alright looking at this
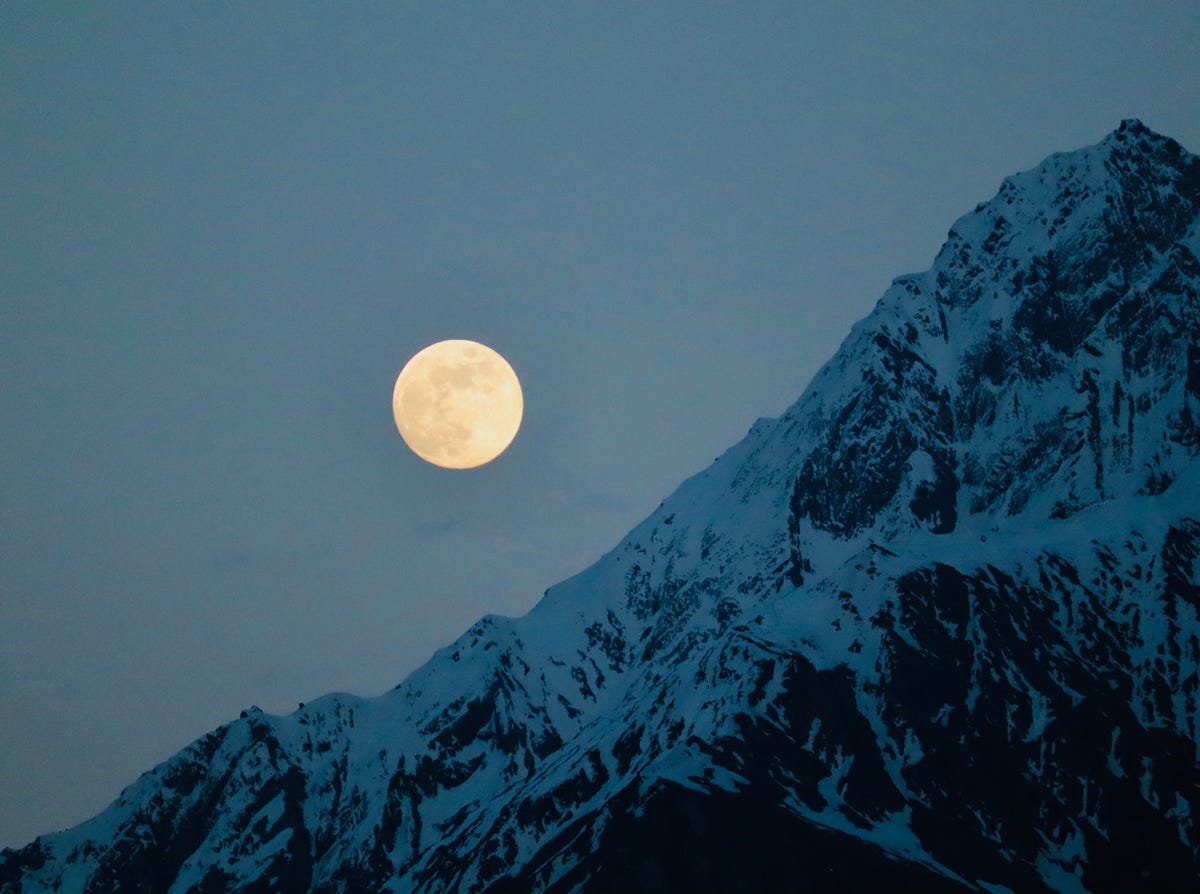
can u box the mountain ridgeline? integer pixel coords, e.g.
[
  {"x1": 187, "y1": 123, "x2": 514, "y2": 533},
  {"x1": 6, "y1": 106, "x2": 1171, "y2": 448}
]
[{"x1": 4, "y1": 120, "x2": 1199, "y2": 893}]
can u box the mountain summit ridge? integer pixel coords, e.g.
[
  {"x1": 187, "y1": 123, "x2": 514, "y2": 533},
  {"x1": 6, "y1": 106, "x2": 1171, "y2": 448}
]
[{"x1": 4, "y1": 121, "x2": 1199, "y2": 893}]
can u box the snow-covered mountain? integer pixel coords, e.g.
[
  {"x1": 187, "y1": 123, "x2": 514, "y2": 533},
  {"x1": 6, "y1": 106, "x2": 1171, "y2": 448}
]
[{"x1": 4, "y1": 119, "x2": 1198, "y2": 893}]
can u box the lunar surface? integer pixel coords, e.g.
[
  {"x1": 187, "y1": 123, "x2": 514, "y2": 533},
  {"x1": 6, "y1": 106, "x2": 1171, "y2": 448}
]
[{"x1": 392, "y1": 340, "x2": 523, "y2": 469}]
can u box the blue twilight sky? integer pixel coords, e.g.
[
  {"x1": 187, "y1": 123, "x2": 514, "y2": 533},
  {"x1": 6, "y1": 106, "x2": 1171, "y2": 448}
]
[{"x1": 2, "y1": 1, "x2": 1198, "y2": 848}]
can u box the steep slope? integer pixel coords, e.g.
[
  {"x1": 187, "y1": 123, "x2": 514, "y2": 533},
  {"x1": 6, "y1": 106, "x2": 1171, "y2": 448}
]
[{"x1": 3, "y1": 119, "x2": 1198, "y2": 894}]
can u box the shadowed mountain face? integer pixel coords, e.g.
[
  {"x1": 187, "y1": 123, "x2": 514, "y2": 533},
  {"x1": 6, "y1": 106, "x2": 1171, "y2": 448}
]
[{"x1": 4, "y1": 119, "x2": 1199, "y2": 894}]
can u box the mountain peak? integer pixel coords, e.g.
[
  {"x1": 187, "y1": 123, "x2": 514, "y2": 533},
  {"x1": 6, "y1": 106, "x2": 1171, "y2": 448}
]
[
  {"x1": 1101, "y1": 117, "x2": 1197, "y2": 172},
  {"x1": 1113, "y1": 116, "x2": 1153, "y2": 138},
  {"x1": 1106, "y1": 116, "x2": 1189, "y2": 153}
]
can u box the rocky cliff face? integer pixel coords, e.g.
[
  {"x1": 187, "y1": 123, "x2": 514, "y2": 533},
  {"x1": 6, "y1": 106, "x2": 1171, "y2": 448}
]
[{"x1": 4, "y1": 119, "x2": 1198, "y2": 894}]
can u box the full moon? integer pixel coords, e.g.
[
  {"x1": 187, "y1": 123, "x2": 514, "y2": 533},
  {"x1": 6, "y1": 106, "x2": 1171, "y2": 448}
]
[{"x1": 392, "y1": 340, "x2": 524, "y2": 469}]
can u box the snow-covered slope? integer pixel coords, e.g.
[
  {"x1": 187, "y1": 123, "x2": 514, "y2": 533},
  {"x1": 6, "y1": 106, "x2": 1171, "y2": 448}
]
[{"x1": 3, "y1": 119, "x2": 1198, "y2": 894}]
